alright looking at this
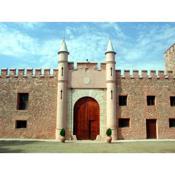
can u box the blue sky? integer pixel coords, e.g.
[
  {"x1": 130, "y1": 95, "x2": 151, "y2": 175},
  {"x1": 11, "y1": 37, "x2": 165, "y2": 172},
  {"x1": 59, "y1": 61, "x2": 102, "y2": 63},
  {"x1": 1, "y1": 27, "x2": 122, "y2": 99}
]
[{"x1": 0, "y1": 22, "x2": 175, "y2": 71}]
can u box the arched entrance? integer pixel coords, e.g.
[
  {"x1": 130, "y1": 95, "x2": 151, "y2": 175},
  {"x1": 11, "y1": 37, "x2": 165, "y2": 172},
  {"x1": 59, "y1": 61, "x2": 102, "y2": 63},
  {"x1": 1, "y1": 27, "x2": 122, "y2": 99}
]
[{"x1": 73, "y1": 97, "x2": 100, "y2": 140}]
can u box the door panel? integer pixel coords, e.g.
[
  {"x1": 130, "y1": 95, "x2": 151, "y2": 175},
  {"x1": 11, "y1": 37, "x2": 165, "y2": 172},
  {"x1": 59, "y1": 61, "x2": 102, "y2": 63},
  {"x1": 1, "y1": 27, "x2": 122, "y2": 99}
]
[
  {"x1": 74, "y1": 97, "x2": 99, "y2": 140},
  {"x1": 146, "y1": 119, "x2": 157, "y2": 139}
]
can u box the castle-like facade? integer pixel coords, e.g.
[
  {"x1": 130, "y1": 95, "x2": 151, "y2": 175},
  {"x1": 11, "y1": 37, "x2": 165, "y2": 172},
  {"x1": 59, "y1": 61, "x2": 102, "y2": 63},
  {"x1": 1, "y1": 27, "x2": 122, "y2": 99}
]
[{"x1": 0, "y1": 40, "x2": 175, "y2": 141}]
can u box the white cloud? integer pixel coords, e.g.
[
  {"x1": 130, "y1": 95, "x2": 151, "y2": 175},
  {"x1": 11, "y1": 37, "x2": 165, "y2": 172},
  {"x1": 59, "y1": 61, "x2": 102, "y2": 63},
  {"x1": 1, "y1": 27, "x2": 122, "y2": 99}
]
[
  {"x1": 67, "y1": 33, "x2": 108, "y2": 62},
  {"x1": 62, "y1": 23, "x2": 129, "y2": 64},
  {"x1": 0, "y1": 23, "x2": 124, "y2": 68},
  {"x1": 17, "y1": 22, "x2": 43, "y2": 30},
  {"x1": 0, "y1": 23, "x2": 59, "y2": 68},
  {"x1": 117, "y1": 24, "x2": 175, "y2": 70},
  {"x1": 0, "y1": 23, "x2": 174, "y2": 70},
  {"x1": 0, "y1": 24, "x2": 39, "y2": 58},
  {"x1": 99, "y1": 22, "x2": 127, "y2": 39}
]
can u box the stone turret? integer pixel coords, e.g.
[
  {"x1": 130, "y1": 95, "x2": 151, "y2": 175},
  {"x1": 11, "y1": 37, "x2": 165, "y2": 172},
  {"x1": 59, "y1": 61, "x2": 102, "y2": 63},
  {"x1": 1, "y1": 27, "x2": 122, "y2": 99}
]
[
  {"x1": 105, "y1": 40, "x2": 117, "y2": 140},
  {"x1": 165, "y1": 43, "x2": 175, "y2": 73},
  {"x1": 56, "y1": 39, "x2": 69, "y2": 140}
]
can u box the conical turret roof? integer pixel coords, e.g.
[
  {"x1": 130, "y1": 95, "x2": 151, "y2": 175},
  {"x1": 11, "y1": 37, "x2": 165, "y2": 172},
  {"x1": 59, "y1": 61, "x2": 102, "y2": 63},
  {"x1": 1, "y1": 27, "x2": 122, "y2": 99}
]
[
  {"x1": 105, "y1": 40, "x2": 116, "y2": 54},
  {"x1": 58, "y1": 39, "x2": 69, "y2": 54}
]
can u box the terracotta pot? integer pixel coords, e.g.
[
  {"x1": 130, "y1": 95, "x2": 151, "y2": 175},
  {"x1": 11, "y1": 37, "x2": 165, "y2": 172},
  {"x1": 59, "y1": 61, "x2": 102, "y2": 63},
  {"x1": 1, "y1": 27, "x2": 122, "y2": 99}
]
[
  {"x1": 60, "y1": 136, "x2": 66, "y2": 143},
  {"x1": 106, "y1": 136, "x2": 112, "y2": 143}
]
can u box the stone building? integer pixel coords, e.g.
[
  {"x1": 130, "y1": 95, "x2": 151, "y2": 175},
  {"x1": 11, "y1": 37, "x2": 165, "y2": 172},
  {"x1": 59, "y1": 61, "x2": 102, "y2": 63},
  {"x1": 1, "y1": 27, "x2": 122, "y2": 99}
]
[{"x1": 0, "y1": 40, "x2": 175, "y2": 141}]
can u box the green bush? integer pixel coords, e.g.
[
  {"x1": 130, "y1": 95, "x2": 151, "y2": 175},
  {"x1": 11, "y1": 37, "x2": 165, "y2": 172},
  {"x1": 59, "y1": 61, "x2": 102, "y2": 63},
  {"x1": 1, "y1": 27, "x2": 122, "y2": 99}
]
[
  {"x1": 106, "y1": 128, "x2": 112, "y2": 136},
  {"x1": 60, "y1": 128, "x2": 65, "y2": 137}
]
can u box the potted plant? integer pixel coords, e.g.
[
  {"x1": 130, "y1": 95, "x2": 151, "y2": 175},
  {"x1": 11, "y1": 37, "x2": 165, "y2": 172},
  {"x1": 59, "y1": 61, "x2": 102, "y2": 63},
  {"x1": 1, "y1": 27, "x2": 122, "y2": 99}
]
[
  {"x1": 60, "y1": 128, "x2": 66, "y2": 143},
  {"x1": 106, "y1": 128, "x2": 112, "y2": 143}
]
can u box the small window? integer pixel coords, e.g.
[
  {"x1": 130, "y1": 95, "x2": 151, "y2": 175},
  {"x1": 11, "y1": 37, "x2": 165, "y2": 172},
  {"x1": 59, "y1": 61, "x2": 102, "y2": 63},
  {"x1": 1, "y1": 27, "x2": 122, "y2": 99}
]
[
  {"x1": 169, "y1": 119, "x2": 175, "y2": 128},
  {"x1": 15, "y1": 120, "x2": 27, "y2": 128},
  {"x1": 170, "y1": 96, "x2": 175, "y2": 106},
  {"x1": 60, "y1": 90, "x2": 63, "y2": 99},
  {"x1": 61, "y1": 67, "x2": 64, "y2": 76},
  {"x1": 119, "y1": 118, "x2": 130, "y2": 128},
  {"x1": 111, "y1": 90, "x2": 113, "y2": 99},
  {"x1": 147, "y1": 96, "x2": 155, "y2": 106},
  {"x1": 17, "y1": 93, "x2": 29, "y2": 110},
  {"x1": 110, "y1": 67, "x2": 112, "y2": 76},
  {"x1": 119, "y1": 95, "x2": 127, "y2": 106}
]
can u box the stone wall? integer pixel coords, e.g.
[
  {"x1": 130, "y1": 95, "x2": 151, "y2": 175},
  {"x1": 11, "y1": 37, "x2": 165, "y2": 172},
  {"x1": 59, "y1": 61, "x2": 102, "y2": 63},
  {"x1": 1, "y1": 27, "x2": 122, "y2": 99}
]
[
  {"x1": 0, "y1": 71, "x2": 57, "y2": 139},
  {"x1": 165, "y1": 43, "x2": 175, "y2": 73},
  {"x1": 0, "y1": 66, "x2": 175, "y2": 140},
  {"x1": 116, "y1": 77, "x2": 175, "y2": 139}
]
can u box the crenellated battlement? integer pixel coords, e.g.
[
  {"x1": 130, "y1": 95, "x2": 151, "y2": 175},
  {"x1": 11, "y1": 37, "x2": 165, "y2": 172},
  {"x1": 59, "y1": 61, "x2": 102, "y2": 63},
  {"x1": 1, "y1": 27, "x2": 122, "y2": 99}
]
[
  {"x1": 116, "y1": 70, "x2": 175, "y2": 80},
  {"x1": 0, "y1": 68, "x2": 58, "y2": 78},
  {"x1": 1, "y1": 67, "x2": 175, "y2": 80},
  {"x1": 68, "y1": 61, "x2": 175, "y2": 80}
]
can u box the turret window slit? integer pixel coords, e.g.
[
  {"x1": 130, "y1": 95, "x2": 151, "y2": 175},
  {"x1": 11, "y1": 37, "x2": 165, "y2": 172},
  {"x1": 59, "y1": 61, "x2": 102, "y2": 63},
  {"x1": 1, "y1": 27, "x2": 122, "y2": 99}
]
[
  {"x1": 110, "y1": 67, "x2": 112, "y2": 76},
  {"x1": 60, "y1": 90, "x2": 63, "y2": 99},
  {"x1": 111, "y1": 90, "x2": 113, "y2": 99},
  {"x1": 61, "y1": 67, "x2": 64, "y2": 76}
]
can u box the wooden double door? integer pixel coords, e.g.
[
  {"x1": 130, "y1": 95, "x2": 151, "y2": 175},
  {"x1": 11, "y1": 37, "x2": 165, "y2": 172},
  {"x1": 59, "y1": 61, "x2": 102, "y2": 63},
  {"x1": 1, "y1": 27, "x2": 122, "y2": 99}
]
[
  {"x1": 146, "y1": 119, "x2": 157, "y2": 139},
  {"x1": 73, "y1": 97, "x2": 100, "y2": 140}
]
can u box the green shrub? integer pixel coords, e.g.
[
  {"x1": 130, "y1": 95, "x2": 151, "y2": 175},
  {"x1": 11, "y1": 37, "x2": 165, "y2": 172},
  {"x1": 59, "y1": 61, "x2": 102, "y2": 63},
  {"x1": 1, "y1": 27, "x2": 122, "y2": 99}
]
[
  {"x1": 60, "y1": 128, "x2": 65, "y2": 137},
  {"x1": 106, "y1": 128, "x2": 112, "y2": 136}
]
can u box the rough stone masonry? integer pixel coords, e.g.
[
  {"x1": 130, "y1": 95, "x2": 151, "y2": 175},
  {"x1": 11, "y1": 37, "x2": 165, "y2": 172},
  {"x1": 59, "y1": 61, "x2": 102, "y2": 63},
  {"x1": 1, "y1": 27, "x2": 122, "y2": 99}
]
[{"x1": 0, "y1": 40, "x2": 175, "y2": 141}]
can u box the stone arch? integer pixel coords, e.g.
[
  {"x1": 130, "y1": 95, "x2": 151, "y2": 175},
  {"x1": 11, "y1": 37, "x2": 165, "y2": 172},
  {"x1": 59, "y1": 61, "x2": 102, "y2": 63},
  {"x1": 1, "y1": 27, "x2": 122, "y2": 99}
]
[
  {"x1": 67, "y1": 89, "x2": 106, "y2": 139},
  {"x1": 73, "y1": 96, "x2": 100, "y2": 112}
]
